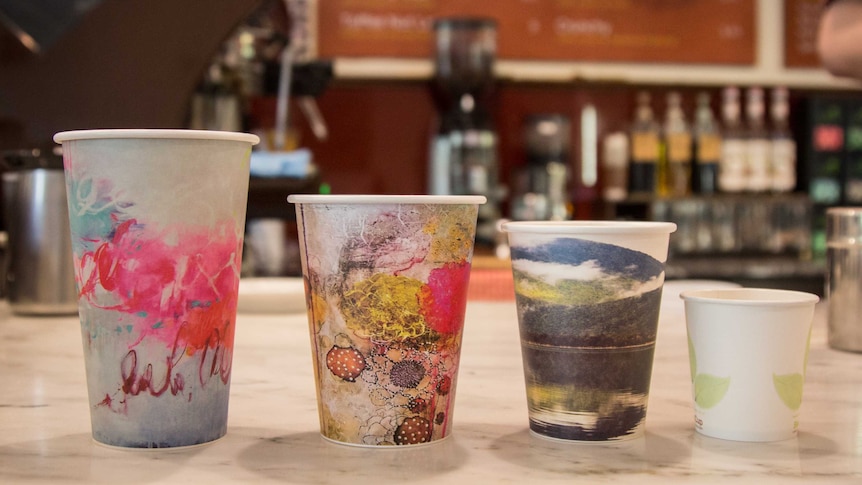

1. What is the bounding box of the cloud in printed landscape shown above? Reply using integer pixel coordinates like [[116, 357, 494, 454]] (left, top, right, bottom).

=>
[[511, 256, 665, 301], [511, 258, 605, 285], [619, 275, 664, 299], [509, 238, 665, 283]]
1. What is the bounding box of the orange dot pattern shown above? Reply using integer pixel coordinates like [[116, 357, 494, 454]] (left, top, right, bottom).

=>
[[394, 416, 432, 445], [325, 346, 366, 382]]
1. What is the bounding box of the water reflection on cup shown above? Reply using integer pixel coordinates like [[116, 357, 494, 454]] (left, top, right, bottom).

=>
[[502, 220, 676, 442]]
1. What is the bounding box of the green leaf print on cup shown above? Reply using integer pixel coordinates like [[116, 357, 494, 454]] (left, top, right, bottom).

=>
[[773, 373, 804, 411], [689, 335, 731, 409], [694, 374, 731, 409]]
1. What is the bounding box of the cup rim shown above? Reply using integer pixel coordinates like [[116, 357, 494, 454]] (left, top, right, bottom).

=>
[[501, 220, 677, 234], [53, 129, 260, 145], [287, 194, 487, 205], [679, 288, 820, 306]]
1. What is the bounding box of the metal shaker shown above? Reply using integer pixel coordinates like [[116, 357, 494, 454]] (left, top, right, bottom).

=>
[[826, 207, 862, 351], [1, 149, 77, 315]]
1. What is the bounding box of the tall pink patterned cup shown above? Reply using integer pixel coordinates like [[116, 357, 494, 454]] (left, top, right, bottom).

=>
[[53, 129, 258, 448], [288, 194, 485, 447]]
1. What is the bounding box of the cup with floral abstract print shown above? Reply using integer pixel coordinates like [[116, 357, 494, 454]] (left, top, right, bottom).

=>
[[288, 194, 485, 447]]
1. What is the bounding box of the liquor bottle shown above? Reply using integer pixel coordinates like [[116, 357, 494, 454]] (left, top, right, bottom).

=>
[[629, 91, 660, 196], [745, 87, 771, 192], [662, 91, 692, 196], [770, 86, 797, 193], [718, 86, 746, 193], [692, 92, 722, 194]]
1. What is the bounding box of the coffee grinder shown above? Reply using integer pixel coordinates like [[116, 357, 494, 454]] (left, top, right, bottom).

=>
[[511, 114, 572, 221], [428, 17, 500, 245]]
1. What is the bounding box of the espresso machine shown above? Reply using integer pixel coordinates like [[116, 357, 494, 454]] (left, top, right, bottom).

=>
[[428, 17, 501, 245], [511, 114, 572, 221]]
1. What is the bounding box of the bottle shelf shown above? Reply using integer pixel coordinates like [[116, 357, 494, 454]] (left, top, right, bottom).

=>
[[604, 193, 814, 258], [332, 58, 861, 91]]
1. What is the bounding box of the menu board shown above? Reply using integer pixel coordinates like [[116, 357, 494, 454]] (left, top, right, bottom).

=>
[[784, 0, 824, 68], [317, 0, 755, 65]]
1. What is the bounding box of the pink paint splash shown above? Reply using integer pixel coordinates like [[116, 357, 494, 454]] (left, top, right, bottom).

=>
[[419, 261, 471, 335], [77, 217, 241, 354]]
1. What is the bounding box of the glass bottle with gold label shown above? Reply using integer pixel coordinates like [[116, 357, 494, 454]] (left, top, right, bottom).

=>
[[662, 91, 692, 197], [629, 91, 660, 196], [693, 92, 722, 194]]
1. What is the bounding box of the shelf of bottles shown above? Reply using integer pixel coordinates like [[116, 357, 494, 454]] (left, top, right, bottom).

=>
[[602, 85, 814, 262]]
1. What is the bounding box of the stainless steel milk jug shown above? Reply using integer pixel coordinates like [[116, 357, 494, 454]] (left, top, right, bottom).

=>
[[2, 149, 77, 315], [827, 207, 862, 352]]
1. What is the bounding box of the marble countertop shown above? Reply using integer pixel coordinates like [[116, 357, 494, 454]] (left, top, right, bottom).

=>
[[2, 280, 862, 484]]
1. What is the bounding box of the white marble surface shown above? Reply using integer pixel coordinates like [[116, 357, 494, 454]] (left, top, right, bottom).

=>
[[1, 280, 862, 483]]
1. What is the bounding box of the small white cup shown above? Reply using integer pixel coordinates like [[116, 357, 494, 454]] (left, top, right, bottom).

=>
[[680, 288, 819, 442]]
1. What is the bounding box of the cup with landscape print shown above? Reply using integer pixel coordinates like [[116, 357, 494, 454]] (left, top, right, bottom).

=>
[[501, 220, 676, 442], [680, 288, 819, 442], [287, 194, 485, 447], [53, 129, 259, 449]]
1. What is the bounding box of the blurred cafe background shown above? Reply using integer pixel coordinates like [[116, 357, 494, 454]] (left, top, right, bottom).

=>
[[0, 0, 858, 298]]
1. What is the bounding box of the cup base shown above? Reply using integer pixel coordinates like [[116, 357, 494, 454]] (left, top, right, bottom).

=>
[[529, 428, 644, 445], [320, 433, 451, 449], [695, 427, 797, 443], [91, 433, 226, 451]]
